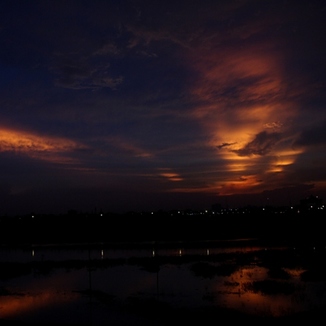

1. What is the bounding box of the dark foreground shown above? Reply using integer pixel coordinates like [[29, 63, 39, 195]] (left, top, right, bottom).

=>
[[1, 303, 325, 326], [1, 210, 325, 246], [1, 211, 326, 325], [1, 242, 326, 325]]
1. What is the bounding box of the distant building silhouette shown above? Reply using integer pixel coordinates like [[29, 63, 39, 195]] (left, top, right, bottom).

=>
[[299, 195, 323, 211]]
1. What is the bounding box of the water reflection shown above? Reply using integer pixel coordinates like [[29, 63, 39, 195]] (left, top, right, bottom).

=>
[[0, 290, 80, 321], [1, 242, 326, 324]]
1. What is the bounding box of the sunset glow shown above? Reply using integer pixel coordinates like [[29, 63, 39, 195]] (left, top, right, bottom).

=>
[[0, 127, 83, 165], [184, 44, 304, 197], [0, 0, 325, 213]]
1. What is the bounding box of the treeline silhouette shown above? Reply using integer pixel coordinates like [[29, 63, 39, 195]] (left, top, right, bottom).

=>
[[0, 207, 325, 246]]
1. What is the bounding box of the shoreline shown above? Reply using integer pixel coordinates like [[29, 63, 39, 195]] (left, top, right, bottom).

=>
[[1, 236, 324, 251]]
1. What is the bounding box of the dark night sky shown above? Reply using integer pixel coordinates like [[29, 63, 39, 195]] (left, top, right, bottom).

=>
[[1, 0, 326, 215]]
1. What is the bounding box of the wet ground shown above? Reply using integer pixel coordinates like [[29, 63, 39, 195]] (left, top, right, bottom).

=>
[[1, 240, 326, 325]]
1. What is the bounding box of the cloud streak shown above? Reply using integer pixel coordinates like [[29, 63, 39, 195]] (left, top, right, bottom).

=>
[[0, 127, 85, 166], [52, 56, 124, 90]]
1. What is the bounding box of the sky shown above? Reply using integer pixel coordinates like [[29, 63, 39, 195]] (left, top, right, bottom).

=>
[[1, 0, 326, 215]]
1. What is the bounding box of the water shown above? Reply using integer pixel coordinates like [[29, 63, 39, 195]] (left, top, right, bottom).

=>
[[1, 240, 326, 325]]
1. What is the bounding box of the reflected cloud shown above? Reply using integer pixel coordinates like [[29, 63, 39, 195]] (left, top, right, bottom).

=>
[[0, 291, 78, 319]]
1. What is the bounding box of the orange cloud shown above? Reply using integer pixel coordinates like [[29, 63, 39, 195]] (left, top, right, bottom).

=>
[[0, 127, 84, 165], [158, 168, 183, 182], [186, 46, 302, 196], [105, 136, 154, 158], [214, 175, 263, 196]]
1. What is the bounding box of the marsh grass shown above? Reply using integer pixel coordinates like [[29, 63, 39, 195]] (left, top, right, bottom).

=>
[[243, 279, 296, 295]]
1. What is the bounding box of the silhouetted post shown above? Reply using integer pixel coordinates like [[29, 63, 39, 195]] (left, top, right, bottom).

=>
[[88, 231, 93, 326]]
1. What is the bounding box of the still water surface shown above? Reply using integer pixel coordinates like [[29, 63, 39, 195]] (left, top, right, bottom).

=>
[[1, 240, 326, 325]]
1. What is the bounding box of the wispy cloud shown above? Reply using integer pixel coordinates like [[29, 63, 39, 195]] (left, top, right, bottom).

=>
[[158, 168, 183, 182], [0, 127, 85, 165], [104, 136, 154, 159], [232, 131, 282, 157], [52, 57, 123, 90]]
